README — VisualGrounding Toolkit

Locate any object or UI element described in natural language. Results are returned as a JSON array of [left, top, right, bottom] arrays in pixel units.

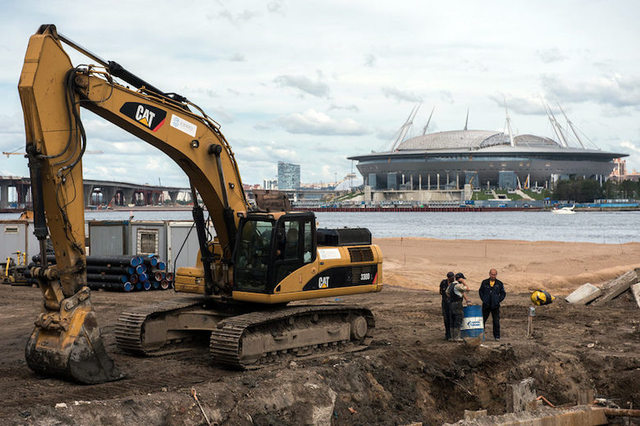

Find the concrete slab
[[506, 377, 536, 413], [632, 283, 640, 309], [565, 283, 601, 304], [592, 269, 639, 305], [445, 406, 608, 425]]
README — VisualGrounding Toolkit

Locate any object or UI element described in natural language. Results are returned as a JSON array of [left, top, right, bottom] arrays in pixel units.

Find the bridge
[[0, 176, 189, 210], [1, 176, 350, 212]]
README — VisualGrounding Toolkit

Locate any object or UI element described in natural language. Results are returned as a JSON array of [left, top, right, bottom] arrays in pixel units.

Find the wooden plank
[[592, 269, 638, 305]]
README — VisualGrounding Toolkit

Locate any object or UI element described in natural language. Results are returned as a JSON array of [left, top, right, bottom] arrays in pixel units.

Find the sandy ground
[[379, 238, 640, 294], [0, 238, 638, 425]]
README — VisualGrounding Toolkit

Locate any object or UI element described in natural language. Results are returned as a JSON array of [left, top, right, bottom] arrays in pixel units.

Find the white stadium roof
[[397, 130, 561, 151]]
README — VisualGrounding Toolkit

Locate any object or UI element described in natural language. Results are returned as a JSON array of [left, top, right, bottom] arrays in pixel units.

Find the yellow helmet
[[531, 290, 555, 306]]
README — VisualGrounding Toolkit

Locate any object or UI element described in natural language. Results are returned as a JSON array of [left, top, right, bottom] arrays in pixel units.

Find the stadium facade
[[349, 129, 627, 191]]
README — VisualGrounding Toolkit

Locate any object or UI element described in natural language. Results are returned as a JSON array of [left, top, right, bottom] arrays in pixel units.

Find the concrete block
[[565, 283, 601, 304], [632, 283, 640, 309], [506, 377, 536, 413], [464, 409, 487, 420], [592, 269, 638, 305]]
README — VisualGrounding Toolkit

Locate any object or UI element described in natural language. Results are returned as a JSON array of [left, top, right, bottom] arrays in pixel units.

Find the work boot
[[452, 329, 463, 342]]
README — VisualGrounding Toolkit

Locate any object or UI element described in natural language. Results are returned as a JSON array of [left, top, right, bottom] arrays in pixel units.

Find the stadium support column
[[418, 175, 422, 191], [428, 174, 431, 190], [456, 173, 459, 189], [437, 173, 440, 190]]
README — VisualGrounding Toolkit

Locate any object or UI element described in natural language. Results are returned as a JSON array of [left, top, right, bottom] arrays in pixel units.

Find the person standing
[[447, 272, 470, 341], [479, 268, 506, 341], [440, 272, 455, 340]]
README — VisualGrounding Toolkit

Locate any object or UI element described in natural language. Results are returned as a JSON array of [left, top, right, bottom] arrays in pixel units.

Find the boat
[[552, 205, 575, 215]]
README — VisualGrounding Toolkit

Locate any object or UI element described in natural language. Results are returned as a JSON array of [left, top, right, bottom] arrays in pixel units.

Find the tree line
[[552, 178, 640, 202]]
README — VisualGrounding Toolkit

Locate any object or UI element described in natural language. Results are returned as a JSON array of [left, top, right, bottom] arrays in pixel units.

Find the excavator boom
[[18, 25, 383, 383], [18, 25, 248, 383]]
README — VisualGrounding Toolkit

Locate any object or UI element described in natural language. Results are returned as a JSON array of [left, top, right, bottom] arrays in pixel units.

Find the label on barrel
[[461, 316, 483, 330]]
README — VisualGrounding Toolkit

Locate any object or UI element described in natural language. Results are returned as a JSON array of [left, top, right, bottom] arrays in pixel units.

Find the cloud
[[267, 1, 285, 14], [382, 87, 422, 103], [277, 109, 368, 136], [536, 48, 567, 64], [620, 140, 640, 154], [328, 104, 360, 112], [235, 140, 298, 164], [216, 8, 261, 24], [490, 95, 546, 115], [0, 113, 25, 134], [364, 54, 376, 67], [229, 53, 246, 62], [438, 91, 454, 104], [274, 75, 329, 97], [542, 74, 640, 109]]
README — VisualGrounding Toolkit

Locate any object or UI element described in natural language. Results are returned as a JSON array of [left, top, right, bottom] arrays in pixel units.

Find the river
[[2, 210, 638, 244]]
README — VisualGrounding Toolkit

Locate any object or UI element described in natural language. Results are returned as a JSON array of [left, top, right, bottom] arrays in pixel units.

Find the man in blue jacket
[[479, 268, 506, 341]]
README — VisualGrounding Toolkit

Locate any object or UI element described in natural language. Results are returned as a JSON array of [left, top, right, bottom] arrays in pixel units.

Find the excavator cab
[[233, 212, 316, 294]]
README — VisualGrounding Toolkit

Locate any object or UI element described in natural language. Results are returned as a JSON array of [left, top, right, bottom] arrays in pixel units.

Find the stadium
[[349, 111, 627, 191]]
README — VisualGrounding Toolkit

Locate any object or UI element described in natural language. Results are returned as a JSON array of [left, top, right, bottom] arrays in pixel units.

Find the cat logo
[[318, 276, 330, 289], [119, 102, 167, 132]]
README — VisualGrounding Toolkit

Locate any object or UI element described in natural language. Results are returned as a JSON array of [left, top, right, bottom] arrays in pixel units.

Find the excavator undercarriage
[[114, 300, 374, 369]]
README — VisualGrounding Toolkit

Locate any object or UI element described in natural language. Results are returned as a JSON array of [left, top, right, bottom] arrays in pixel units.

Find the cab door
[[272, 214, 316, 290]]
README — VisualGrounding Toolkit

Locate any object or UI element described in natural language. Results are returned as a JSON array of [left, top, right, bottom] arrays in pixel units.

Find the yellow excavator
[[18, 25, 383, 384]]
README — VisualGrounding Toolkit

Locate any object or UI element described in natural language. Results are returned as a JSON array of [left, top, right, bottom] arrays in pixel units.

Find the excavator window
[[234, 218, 275, 292]]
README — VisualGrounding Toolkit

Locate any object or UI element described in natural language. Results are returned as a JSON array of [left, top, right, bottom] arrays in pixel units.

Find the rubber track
[[210, 305, 374, 369], [115, 298, 202, 355]]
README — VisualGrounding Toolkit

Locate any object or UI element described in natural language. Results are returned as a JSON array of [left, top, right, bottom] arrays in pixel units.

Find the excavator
[[18, 25, 383, 384]]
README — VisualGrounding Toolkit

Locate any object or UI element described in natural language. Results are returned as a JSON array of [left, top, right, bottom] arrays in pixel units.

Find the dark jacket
[[447, 281, 463, 303], [479, 278, 506, 309], [439, 279, 450, 302]]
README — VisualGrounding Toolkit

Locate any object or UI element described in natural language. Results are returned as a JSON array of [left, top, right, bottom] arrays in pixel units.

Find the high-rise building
[[277, 161, 301, 189], [262, 178, 278, 190]]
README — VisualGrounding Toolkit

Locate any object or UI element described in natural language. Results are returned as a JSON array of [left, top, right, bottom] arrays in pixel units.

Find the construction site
[[1, 237, 639, 425], [2, 24, 639, 426]]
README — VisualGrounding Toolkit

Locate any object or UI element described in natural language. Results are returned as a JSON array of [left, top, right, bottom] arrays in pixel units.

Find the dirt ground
[[1, 238, 639, 425]]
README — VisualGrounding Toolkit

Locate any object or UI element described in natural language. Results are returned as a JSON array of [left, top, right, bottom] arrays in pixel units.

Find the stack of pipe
[[31, 254, 175, 292]]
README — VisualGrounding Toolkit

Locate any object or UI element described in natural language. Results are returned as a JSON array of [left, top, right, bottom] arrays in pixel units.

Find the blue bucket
[[461, 305, 484, 339]]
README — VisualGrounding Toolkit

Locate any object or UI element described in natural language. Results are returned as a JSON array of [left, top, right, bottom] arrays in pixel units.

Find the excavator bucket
[[25, 286, 124, 384]]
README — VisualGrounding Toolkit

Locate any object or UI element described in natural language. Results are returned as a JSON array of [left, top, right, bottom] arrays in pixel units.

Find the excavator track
[[210, 305, 374, 369], [115, 298, 205, 356]]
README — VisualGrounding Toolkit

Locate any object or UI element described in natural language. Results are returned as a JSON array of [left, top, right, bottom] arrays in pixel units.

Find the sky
[[1, 0, 639, 187]]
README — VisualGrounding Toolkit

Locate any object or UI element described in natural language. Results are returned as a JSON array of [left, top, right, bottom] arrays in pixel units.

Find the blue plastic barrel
[[461, 305, 484, 339]]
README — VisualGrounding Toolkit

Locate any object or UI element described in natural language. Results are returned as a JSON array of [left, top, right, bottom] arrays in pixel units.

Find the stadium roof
[[396, 130, 561, 151]]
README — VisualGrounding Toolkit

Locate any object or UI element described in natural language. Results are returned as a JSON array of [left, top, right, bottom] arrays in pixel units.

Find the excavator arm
[[18, 25, 250, 383]]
